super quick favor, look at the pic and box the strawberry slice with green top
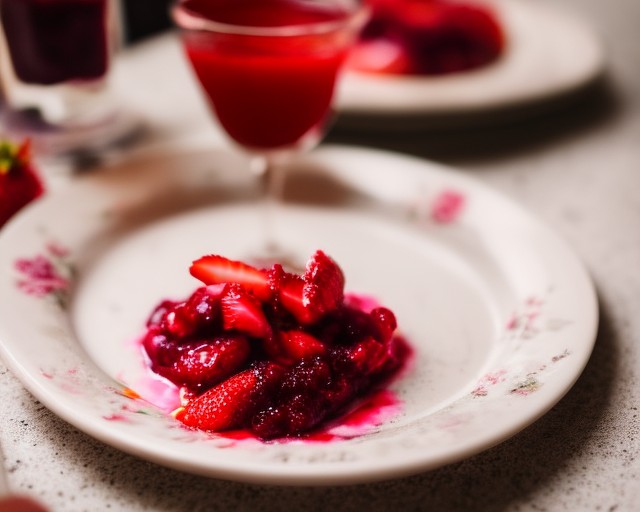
[190,255,271,301]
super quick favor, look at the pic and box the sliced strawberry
[266,263,287,301]
[278,272,318,324]
[166,335,251,391]
[190,255,271,301]
[179,386,198,406]
[176,362,284,431]
[220,283,270,338]
[279,330,327,362]
[274,251,345,325]
[176,367,258,431]
[302,250,345,316]
[267,264,306,318]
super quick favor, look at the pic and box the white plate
[337,0,605,117]
[0,144,597,485]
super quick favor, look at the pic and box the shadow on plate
[328,74,620,166]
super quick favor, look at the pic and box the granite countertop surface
[1,0,639,510]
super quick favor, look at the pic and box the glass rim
[172,0,369,37]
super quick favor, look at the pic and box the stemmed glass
[172,0,368,262]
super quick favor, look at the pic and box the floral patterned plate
[0,144,597,485]
[338,0,604,121]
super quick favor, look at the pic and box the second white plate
[338,0,604,117]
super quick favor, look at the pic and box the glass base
[0,103,144,166]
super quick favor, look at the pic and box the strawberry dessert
[0,139,44,229]
[351,0,505,75]
[141,251,411,440]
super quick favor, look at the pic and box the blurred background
[122,0,172,43]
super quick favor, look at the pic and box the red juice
[0,0,109,86]
[178,0,355,149]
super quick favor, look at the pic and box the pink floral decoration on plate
[471,369,508,397]
[14,241,73,307]
[431,189,466,224]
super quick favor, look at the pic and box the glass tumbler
[0,0,139,159]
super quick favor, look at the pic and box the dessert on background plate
[351,0,505,75]
[140,250,412,441]
[337,0,604,122]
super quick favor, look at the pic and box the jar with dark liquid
[1,0,110,86]
[0,0,136,158]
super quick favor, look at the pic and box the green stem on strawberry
[0,139,30,174]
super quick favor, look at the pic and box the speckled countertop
[1,0,639,510]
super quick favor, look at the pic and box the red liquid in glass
[0,0,109,86]
[180,0,352,149]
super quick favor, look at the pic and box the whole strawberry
[0,139,44,228]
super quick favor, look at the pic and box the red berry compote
[140,250,412,441]
[351,0,505,75]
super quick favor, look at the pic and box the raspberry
[370,307,397,344]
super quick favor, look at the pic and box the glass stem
[251,153,286,258]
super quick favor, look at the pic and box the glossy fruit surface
[351,0,505,75]
[142,250,411,439]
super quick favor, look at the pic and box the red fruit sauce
[177,0,354,149]
[351,0,505,75]
[138,251,413,442]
